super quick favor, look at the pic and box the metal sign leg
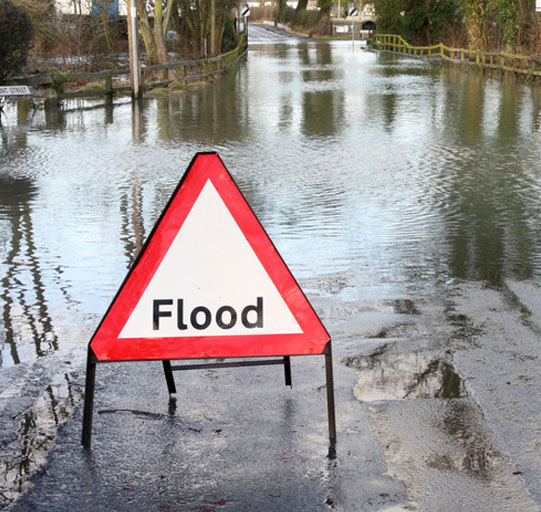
[324,342,337,445]
[82,350,98,449]
[283,356,292,387]
[162,360,177,394]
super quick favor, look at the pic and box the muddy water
[1,36,541,509]
[2,44,541,365]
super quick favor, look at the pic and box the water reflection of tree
[456,69,484,144]
[0,373,82,508]
[120,183,145,266]
[300,44,344,137]
[277,45,295,131]
[0,178,58,366]
[155,66,248,144]
[530,87,541,133]
[366,54,400,131]
[298,42,333,67]
[441,71,536,283]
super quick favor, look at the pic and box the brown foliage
[13,0,127,71]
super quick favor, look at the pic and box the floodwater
[1,27,541,510]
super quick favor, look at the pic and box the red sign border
[89,152,330,361]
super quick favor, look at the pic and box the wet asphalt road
[8,276,541,511]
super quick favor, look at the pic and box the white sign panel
[119,180,302,339]
[0,86,31,96]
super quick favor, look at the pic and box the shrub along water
[374,0,541,54]
[0,0,33,81]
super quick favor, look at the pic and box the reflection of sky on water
[345,342,465,402]
[2,43,541,366]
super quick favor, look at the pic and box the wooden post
[105,71,113,99]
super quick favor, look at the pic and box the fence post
[105,71,113,99]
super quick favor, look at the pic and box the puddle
[0,371,83,509]
[343,343,466,402]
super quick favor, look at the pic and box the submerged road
[248,24,295,41]
[0,23,540,512]
[8,279,541,511]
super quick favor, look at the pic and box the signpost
[347,3,358,45]
[537,0,541,12]
[0,86,33,125]
[0,86,32,96]
[82,153,336,451]
[238,4,250,34]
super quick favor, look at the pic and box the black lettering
[216,305,237,329]
[241,297,263,328]
[176,299,188,330]
[153,299,173,330]
[191,306,211,330]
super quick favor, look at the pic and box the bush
[249,6,277,21]
[0,0,33,81]
[402,0,459,45]
[374,0,403,34]
[221,14,238,53]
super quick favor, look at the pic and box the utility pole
[347,2,358,46]
[127,0,141,99]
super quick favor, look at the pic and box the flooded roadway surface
[1,24,541,511]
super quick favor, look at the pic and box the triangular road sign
[90,153,330,361]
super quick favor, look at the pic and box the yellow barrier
[372,34,541,79]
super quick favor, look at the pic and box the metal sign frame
[82,342,336,451]
[81,152,336,451]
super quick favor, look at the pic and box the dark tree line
[374,0,541,52]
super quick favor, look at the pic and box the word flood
[152,298,264,331]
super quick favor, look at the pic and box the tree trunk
[296,0,308,11]
[216,13,226,55]
[137,0,158,64]
[163,0,176,37]
[210,0,216,55]
[153,0,168,64]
